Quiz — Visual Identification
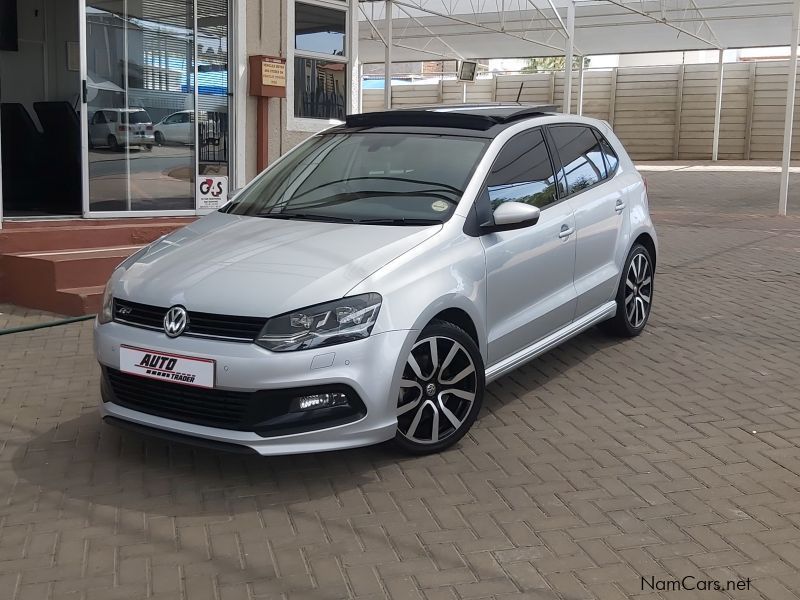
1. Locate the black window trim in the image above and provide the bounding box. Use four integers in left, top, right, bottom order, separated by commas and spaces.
463, 124, 567, 237
545, 124, 619, 201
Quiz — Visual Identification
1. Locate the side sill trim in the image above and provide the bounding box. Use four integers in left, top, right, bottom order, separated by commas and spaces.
485, 301, 617, 383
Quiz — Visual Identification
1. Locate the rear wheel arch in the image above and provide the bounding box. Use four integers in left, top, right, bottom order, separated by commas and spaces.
633, 232, 657, 269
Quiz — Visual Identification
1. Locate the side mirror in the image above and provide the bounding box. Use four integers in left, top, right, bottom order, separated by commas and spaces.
482, 201, 541, 233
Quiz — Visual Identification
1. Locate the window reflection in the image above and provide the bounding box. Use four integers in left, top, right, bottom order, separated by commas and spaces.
486, 129, 558, 210
550, 126, 607, 195
295, 3, 346, 56
294, 58, 346, 120
599, 135, 619, 174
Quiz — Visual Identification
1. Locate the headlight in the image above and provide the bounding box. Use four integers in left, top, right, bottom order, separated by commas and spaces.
256, 293, 382, 352
97, 281, 114, 324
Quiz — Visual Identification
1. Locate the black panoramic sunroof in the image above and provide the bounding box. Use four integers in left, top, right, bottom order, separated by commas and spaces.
344, 104, 558, 131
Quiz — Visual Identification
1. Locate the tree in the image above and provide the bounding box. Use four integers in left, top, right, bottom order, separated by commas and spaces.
522, 56, 590, 73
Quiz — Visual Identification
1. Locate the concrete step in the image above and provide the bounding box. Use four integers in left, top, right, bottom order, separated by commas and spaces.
52, 286, 107, 316
0, 218, 193, 253
1, 245, 141, 316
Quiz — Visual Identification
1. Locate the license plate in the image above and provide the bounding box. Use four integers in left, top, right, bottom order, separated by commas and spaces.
120, 345, 215, 388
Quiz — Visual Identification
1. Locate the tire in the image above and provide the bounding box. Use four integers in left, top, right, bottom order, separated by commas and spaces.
601, 243, 654, 338
155, 131, 165, 146
108, 135, 120, 152
144, 144, 153, 152
392, 320, 485, 455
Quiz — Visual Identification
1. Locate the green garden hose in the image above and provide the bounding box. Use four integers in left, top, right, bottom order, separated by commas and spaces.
0, 314, 95, 336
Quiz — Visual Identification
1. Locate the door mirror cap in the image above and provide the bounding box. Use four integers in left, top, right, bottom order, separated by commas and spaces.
482, 202, 541, 233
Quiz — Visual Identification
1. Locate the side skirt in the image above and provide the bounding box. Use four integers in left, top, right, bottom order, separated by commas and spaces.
485, 301, 617, 383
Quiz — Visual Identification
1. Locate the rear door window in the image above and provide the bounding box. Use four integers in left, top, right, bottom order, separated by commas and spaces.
549, 125, 608, 196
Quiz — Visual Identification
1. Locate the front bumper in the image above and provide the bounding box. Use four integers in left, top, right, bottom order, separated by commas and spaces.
94, 320, 415, 455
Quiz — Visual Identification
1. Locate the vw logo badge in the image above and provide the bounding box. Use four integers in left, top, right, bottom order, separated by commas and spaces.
163, 306, 188, 338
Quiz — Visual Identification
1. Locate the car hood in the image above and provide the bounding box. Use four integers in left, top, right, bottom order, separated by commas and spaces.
116, 211, 441, 317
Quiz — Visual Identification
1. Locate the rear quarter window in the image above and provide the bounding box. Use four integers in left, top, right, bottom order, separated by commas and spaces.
548, 125, 608, 196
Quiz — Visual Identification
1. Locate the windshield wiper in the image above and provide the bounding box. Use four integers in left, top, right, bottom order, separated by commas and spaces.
257, 212, 358, 223
357, 218, 442, 226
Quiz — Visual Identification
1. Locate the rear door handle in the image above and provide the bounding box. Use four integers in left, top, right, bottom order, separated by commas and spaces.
558, 224, 575, 239
615, 198, 626, 213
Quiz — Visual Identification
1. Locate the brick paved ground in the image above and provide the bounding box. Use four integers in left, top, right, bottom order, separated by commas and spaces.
2, 163, 800, 600
0, 304, 75, 332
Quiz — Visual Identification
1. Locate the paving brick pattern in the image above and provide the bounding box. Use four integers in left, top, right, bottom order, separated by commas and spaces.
2, 164, 800, 599
0, 304, 72, 332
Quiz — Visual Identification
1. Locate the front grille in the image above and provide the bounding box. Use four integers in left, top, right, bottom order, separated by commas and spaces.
114, 298, 267, 342
106, 368, 253, 428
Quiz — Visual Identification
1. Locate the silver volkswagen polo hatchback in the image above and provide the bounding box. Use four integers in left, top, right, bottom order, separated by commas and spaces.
95, 104, 657, 455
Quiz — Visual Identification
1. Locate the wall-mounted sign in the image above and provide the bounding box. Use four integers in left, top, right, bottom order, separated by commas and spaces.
249, 55, 287, 98
458, 61, 478, 82
197, 175, 228, 210
262, 59, 286, 88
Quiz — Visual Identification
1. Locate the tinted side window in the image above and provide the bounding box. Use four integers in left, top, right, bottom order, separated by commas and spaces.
485, 129, 558, 211
596, 131, 619, 174
550, 125, 607, 195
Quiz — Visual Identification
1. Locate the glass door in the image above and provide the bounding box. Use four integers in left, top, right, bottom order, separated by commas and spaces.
82, 0, 196, 213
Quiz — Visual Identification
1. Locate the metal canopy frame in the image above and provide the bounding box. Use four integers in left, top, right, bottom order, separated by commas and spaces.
357, 0, 798, 215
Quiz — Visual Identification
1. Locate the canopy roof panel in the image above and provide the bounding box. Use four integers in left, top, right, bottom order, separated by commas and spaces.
357, 0, 794, 63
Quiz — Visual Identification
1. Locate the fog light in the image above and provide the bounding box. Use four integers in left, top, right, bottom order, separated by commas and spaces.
291, 392, 349, 412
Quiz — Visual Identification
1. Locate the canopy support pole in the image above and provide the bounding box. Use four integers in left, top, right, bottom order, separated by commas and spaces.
712, 49, 724, 161
384, 0, 393, 109
779, 0, 800, 215
577, 56, 585, 116
563, 1, 575, 114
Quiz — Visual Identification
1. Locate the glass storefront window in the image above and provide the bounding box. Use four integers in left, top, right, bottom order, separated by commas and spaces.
295, 3, 346, 57
294, 58, 346, 120
85, 0, 230, 212
293, 1, 348, 121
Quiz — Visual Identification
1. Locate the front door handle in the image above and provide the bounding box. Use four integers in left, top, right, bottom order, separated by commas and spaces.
558, 224, 575, 239
615, 199, 626, 213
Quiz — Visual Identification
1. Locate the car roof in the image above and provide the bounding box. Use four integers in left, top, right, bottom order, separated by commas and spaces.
336, 103, 559, 138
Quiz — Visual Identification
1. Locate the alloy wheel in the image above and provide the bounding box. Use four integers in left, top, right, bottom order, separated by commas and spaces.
625, 252, 652, 329
397, 336, 477, 445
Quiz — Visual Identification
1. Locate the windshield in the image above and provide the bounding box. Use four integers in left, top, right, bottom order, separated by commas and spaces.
224, 132, 489, 224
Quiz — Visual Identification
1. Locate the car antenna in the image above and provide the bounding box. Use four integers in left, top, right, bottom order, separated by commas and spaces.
516, 80, 525, 102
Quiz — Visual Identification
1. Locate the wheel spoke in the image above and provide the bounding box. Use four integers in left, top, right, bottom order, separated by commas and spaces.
625, 292, 635, 306
439, 342, 460, 374
437, 397, 462, 429
637, 257, 648, 283
397, 396, 421, 416
640, 276, 652, 287
406, 400, 429, 440
430, 406, 439, 443
640, 292, 651, 304
440, 364, 475, 386
626, 277, 635, 290
428, 338, 439, 373
407, 353, 427, 381
441, 388, 475, 401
